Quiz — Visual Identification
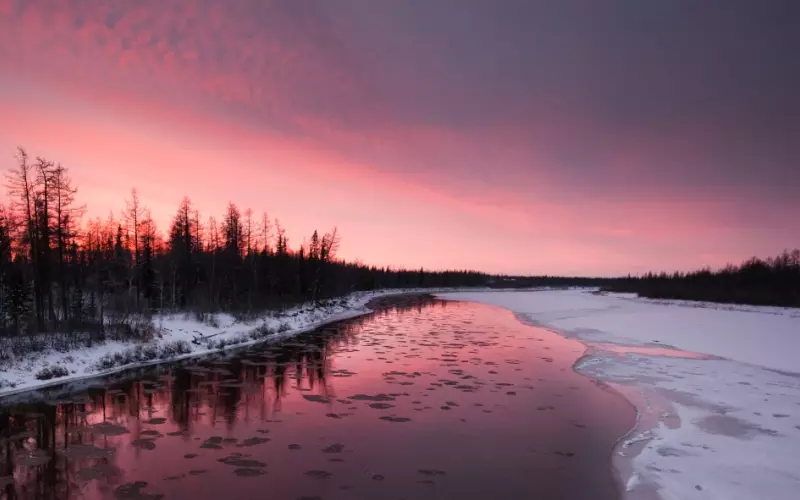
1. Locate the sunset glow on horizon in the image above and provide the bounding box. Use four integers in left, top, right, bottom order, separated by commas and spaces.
1, 0, 797, 276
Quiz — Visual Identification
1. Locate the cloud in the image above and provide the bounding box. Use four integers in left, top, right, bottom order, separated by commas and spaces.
3, 0, 797, 203
1, 1, 368, 131
1, 0, 798, 273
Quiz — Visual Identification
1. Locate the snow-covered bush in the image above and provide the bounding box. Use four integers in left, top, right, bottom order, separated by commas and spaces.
35, 365, 69, 380
206, 338, 224, 349
203, 314, 220, 328
158, 340, 191, 359
95, 340, 191, 371
249, 324, 277, 341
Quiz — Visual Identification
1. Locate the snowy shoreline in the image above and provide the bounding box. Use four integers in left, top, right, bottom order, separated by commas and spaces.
0, 287, 484, 399
5, 287, 798, 499
436, 289, 800, 500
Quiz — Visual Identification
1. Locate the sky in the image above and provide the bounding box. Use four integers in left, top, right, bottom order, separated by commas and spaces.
0, 0, 798, 276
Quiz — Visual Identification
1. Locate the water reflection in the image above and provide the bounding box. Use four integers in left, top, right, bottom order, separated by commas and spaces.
588, 342, 719, 360
1, 298, 633, 500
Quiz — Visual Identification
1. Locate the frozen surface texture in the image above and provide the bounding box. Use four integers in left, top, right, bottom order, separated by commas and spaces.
0, 288, 473, 397
437, 289, 800, 500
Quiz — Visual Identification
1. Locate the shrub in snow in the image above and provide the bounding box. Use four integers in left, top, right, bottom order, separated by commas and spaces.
278, 322, 291, 333
95, 340, 192, 372
96, 355, 115, 370
102, 314, 156, 341
203, 314, 220, 328
208, 338, 228, 350
233, 310, 258, 323
157, 340, 191, 359
35, 365, 69, 380
248, 325, 277, 341
96, 351, 131, 370
202, 332, 256, 351
132, 317, 157, 339
139, 345, 158, 361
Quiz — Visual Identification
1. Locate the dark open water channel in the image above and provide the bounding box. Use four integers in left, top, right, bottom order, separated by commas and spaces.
0, 298, 634, 500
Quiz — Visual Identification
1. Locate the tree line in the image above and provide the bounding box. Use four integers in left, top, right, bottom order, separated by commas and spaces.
0, 147, 487, 338
487, 275, 616, 288
602, 250, 800, 307
491, 254, 800, 309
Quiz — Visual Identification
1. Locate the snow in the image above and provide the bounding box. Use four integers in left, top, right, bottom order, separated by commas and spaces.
0, 288, 480, 398
438, 289, 800, 372
436, 289, 800, 500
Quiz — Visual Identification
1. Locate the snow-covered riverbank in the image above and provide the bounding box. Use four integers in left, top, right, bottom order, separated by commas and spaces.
436, 289, 800, 500
0, 288, 478, 399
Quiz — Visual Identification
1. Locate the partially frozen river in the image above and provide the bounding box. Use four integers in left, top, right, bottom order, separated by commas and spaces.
0, 298, 634, 500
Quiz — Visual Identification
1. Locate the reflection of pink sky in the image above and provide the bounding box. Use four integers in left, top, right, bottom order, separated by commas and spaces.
0, 2, 793, 275
589, 343, 717, 360
6, 301, 633, 499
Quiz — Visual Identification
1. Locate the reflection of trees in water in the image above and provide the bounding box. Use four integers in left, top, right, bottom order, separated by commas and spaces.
369, 296, 447, 321
171, 368, 192, 431
0, 298, 442, 498
0, 403, 99, 500
266, 322, 358, 408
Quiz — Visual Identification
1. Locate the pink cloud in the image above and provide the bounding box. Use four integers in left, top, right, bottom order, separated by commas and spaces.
0, 1, 794, 275
0, 75, 782, 275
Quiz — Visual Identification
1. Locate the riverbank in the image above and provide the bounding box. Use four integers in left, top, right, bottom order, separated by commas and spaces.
436, 289, 800, 500
0, 296, 631, 500
0, 288, 472, 399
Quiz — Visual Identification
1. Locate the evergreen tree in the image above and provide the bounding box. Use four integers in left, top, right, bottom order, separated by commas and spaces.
0, 146, 491, 337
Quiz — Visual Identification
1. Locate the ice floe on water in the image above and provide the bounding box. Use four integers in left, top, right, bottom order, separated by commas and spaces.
0, 288, 478, 398
0, 296, 629, 500
438, 289, 800, 500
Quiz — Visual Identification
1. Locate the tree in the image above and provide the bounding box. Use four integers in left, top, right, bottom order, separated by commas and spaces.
0, 207, 28, 335
243, 208, 256, 309
139, 210, 158, 308
5, 148, 41, 329
3, 263, 31, 337
320, 227, 340, 263
244, 208, 253, 256
124, 188, 145, 306
192, 209, 203, 253
260, 212, 271, 254
309, 230, 320, 261
169, 197, 196, 308
314, 227, 341, 299
274, 219, 287, 257
34, 156, 57, 325
51, 162, 84, 324
222, 203, 243, 256
111, 223, 128, 298
0, 146, 491, 338
206, 215, 220, 307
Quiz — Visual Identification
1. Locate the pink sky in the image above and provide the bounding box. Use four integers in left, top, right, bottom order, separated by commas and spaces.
0, 1, 796, 276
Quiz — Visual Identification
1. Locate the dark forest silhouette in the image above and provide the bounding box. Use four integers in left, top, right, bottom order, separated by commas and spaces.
0, 147, 486, 338
1, 147, 797, 343
494, 250, 800, 308
603, 250, 800, 307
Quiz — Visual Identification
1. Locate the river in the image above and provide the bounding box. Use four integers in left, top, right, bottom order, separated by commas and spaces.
0, 297, 634, 500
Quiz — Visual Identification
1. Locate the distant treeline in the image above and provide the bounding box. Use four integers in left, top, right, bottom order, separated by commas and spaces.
0, 147, 487, 338
488, 276, 615, 288
493, 251, 800, 308
602, 250, 800, 307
